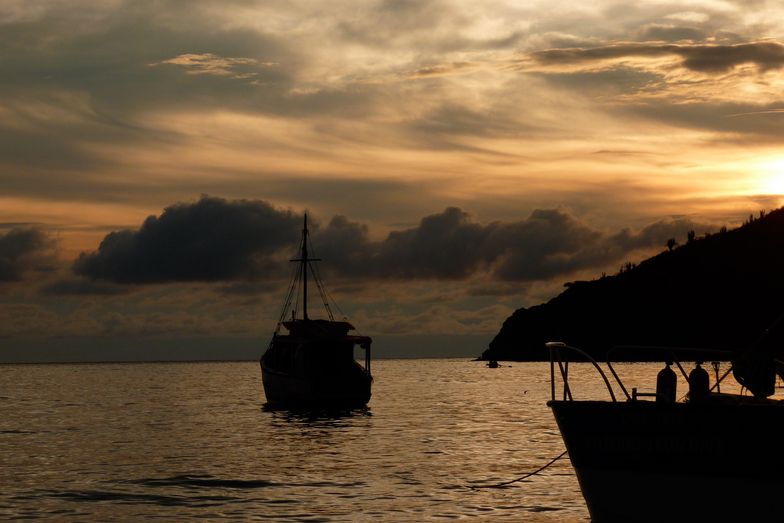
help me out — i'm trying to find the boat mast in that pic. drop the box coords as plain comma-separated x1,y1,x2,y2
302,214,308,320
290,214,320,321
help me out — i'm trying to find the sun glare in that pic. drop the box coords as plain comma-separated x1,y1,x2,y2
766,175,784,195
760,159,784,195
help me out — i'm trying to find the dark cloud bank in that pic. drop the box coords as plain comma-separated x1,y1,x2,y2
73,196,302,283
70,196,716,287
0,227,57,282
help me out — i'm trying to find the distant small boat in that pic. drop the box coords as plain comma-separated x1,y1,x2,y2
260,215,372,408
487,360,499,368
546,337,784,523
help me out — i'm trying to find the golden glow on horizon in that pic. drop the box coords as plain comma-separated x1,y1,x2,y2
756,157,784,195
0,196,166,259
763,173,784,195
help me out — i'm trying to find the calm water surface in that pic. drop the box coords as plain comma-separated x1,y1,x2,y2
0,359,741,522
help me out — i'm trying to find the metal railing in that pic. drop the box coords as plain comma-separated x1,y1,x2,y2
547,341,735,403
547,342,617,402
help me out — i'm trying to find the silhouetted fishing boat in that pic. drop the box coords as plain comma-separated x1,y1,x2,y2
547,330,784,523
260,215,372,408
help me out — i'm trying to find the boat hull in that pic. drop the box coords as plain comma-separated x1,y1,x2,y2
549,399,784,523
261,364,371,408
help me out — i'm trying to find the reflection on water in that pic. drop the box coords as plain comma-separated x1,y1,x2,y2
0,359,597,522
264,404,373,424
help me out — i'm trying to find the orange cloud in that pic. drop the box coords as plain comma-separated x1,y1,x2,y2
152,53,275,77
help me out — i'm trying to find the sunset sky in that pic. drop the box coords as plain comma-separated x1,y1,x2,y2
2,0,784,361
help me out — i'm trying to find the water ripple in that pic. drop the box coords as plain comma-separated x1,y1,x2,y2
127,475,279,489
0,359,595,522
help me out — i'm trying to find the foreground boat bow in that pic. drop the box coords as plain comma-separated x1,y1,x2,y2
547,341,784,523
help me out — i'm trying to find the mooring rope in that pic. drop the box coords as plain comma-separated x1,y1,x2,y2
467,450,569,489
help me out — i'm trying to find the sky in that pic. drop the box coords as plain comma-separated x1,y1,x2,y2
2,0,784,362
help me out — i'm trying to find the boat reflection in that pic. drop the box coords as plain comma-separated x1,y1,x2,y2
263,403,372,424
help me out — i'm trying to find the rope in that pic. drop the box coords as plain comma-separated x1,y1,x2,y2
467,450,569,489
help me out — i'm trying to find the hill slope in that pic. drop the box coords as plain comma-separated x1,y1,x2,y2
484,208,784,361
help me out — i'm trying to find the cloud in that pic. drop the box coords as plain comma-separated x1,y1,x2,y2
402,61,483,79
316,207,719,283
38,279,129,296
351,302,515,336
527,41,784,74
73,200,724,286
492,40,784,137
0,4,296,122
679,42,784,73
314,208,500,280
633,24,709,43
374,207,499,279
0,228,57,282
152,53,275,78
401,42,784,86
565,216,718,273
73,196,301,283
489,209,604,281
4,0,784,218
0,300,268,339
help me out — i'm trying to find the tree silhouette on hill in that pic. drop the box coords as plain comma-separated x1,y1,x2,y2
484,207,784,362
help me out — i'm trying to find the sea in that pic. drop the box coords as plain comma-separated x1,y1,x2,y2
0,358,732,522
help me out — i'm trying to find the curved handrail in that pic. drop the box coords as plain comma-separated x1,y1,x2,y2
547,342,617,402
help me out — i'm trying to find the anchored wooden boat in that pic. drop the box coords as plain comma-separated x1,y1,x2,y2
260,215,372,408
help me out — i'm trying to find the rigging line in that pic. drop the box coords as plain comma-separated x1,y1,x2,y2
322,286,354,326
304,227,335,321
308,252,334,318
274,262,302,333
466,450,569,490
275,232,306,326
292,262,304,320
306,260,334,320
312,264,334,320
